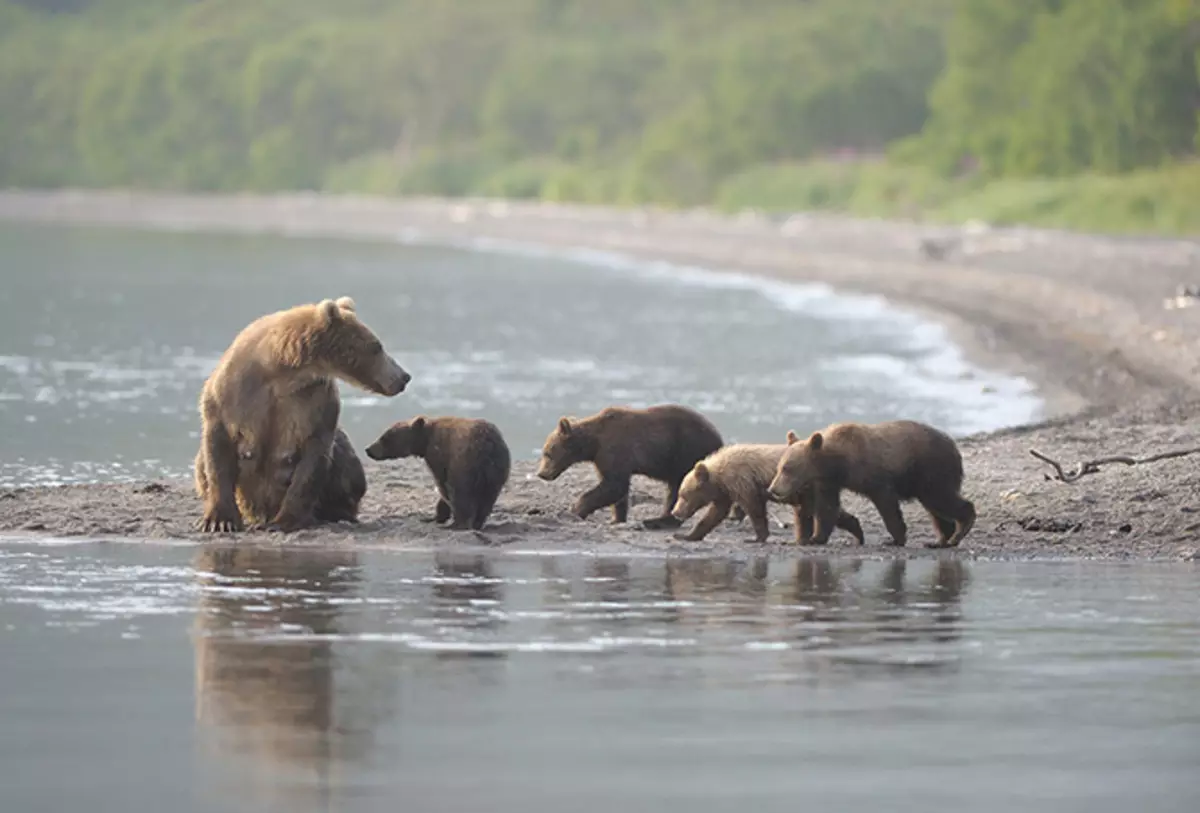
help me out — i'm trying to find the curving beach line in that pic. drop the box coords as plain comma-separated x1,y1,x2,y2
0,190,1198,560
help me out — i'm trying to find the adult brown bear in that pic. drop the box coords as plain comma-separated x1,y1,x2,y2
194,297,409,532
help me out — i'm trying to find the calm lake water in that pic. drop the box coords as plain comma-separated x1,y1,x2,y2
2,222,1195,812
0,542,1197,812
0,222,1039,487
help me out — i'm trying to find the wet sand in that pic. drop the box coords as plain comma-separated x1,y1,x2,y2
0,190,1199,560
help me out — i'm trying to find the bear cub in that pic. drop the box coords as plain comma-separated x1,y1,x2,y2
535,404,724,530
672,443,864,545
768,420,975,548
366,416,511,531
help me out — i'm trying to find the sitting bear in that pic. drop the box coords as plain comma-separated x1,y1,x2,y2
535,404,724,530
767,421,975,548
365,415,511,531
194,296,410,532
672,443,864,544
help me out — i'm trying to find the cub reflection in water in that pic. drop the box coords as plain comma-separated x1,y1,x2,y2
192,544,379,786
423,551,513,667
429,550,503,627
647,555,970,656
790,557,972,650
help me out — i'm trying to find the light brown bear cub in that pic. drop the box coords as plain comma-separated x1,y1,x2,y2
672,444,864,544
194,296,410,532
536,404,724,530
366,416,511,531
768,420,975,548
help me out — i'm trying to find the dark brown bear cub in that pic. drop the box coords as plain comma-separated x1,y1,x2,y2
767,420,975,548
366,416,511,531
536,404,724,530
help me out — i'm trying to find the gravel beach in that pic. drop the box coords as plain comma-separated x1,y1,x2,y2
1,190,1198,560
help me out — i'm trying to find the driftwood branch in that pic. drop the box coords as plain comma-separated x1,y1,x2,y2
1029,446,1200,483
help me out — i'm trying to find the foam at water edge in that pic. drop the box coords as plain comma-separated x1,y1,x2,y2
392,227,1044,435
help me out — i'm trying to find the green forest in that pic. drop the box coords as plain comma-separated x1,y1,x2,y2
1,0,1198,234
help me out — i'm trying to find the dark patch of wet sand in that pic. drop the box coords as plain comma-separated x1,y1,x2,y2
0,191,1199,560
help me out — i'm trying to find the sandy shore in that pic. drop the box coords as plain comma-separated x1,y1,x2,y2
1,189,1199,560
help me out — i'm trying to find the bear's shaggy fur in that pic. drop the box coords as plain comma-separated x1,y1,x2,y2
194,297,410,532
672,443,864,544
535,404,725,529
767,421,976,548
366,415,511,531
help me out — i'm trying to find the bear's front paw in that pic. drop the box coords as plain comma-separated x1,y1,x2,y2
196,506,243,533
265,511,316,533
642,516,682,531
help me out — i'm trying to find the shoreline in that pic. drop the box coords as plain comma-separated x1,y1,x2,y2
6,188,1196,412
1,189,1199,561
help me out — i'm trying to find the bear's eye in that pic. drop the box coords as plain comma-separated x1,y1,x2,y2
368,340,383,354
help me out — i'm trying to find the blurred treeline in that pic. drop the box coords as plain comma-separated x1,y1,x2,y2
1,0,1197,231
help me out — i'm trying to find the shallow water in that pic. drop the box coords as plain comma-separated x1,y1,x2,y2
0,540,1197,812
0,223,1039,487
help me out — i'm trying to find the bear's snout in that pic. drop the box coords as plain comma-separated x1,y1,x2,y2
365,442,385,460
374,358,411,397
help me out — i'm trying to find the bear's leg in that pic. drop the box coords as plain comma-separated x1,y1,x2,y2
729,505,747,523
867,489,908,546
675,498,732,542
807,489,845,546
445,481,478,531
835,509,866,545
314,430,365,524
793,500,816,544
919,493,976,548
923,507,958,546
644,477,684,530
269,430,336,532
193,448,208,498
742,497,771,544
611,494,629,524
424,497,451,524
196,421,244,533
472,488,501,531
574,475,630,521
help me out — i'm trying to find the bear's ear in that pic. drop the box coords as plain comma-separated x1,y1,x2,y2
557,417,572,435
335,296,357,313
693,462,709,482
809,432,824,451
411,415,427,432
786,430,800,445
319,299,341,322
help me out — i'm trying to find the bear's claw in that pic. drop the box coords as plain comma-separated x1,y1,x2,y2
196,518,242,533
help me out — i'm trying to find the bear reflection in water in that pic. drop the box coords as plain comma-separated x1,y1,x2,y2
658,556,971,659
192,544,392,798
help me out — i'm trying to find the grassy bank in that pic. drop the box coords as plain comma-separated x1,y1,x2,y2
714,160,1200,237
324,153,1200,238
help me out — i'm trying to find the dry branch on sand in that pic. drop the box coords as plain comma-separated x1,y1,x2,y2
1029,446,1200,483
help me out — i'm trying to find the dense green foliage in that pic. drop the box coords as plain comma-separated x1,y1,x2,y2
1,0,1197,232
